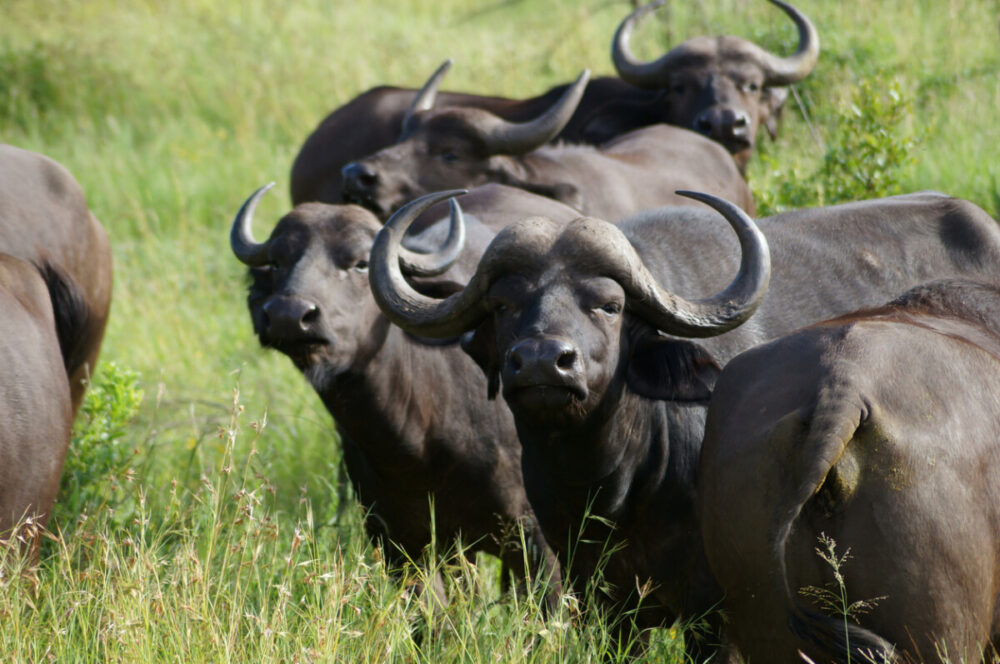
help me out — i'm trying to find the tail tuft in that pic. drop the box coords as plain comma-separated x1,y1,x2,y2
37,261,95,376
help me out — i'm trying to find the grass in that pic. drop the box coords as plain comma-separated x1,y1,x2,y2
0,0,998,660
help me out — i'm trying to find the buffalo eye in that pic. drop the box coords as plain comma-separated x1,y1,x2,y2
596,301,622,316
743,81,760,94
352,259,369,273
671,83,686,95
440,151,459,163
489,297,512,317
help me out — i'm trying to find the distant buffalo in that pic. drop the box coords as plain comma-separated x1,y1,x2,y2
289,0,818,204
0,253,91,544
0,144,112,414
701,279,1000,663
612,0,819,173
231,184,580,600
341,70,755,220
368,191,1000,659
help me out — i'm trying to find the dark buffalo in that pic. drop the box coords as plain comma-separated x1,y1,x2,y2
0,144,113,414
369,191,1000,658
700,278,1000,663
292,65,658,206
0,253,91,544
290,0,818,204
230,184,580,598
341,68,754,220
613,0,819,173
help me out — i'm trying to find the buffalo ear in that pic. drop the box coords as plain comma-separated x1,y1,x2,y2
626,333,721,403
762,86,790,141
460,320,501,400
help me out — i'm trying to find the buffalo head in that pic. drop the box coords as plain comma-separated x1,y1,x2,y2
341,63,590,219
368,190,770,430
612,0,819,172
231,184,465,384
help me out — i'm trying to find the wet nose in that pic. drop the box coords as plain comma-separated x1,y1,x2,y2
341,162,380,197
262,295,320,339
695,107,751,142
505,337,583,387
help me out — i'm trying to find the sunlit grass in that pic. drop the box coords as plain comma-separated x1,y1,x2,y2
1,0,998,660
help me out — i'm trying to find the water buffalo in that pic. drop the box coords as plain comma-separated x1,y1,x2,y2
341,68,754,221
613,0,819,173
368,191,1000,658
291,64,658,206
700,279,1000,663
290,0,818,204
0,144,113,414
0,253,92,545
230,184,580,600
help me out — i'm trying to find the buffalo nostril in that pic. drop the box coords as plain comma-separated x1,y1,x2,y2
732,114,749,128
509,352,523,373
696,117,713,133
556,349,577,370
343,163,379,192
301,304,319,328
263,297,320,338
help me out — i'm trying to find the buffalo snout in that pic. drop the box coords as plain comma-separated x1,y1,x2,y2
341,162,380,200
503,337,586,402
262,295,321,340
694,107,752,147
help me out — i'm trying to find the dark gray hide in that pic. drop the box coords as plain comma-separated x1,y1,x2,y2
701,279,1000,663
343,111,755,220
291,72,658,206
0,253,90,545
0,144,112,414
369,191,1000,659
233,184,581,596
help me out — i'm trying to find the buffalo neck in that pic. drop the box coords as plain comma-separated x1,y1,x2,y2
515,385,714,618
316,317,497,475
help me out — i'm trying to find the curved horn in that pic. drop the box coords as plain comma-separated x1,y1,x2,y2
611,0,670,88
755,0,819,85
397,198,467,277
480,69,590,155
612,0,819,88
402,59,453,134
230,183,275,267
581,191,769,338
370,190,497,338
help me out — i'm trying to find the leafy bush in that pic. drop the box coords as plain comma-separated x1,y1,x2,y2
756,74,918,216
50,362,144,536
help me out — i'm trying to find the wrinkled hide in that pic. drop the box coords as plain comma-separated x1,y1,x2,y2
236,185,579,593
701,279,1000,663
369,191,1000,660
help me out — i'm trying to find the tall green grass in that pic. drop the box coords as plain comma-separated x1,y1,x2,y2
1,0,998,660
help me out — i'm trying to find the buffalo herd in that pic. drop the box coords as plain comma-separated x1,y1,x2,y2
4,0,999,661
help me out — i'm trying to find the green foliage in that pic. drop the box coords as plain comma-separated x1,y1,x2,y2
50,363,144,535
0,0,997,659
798,533,885,624
755,74,918,216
